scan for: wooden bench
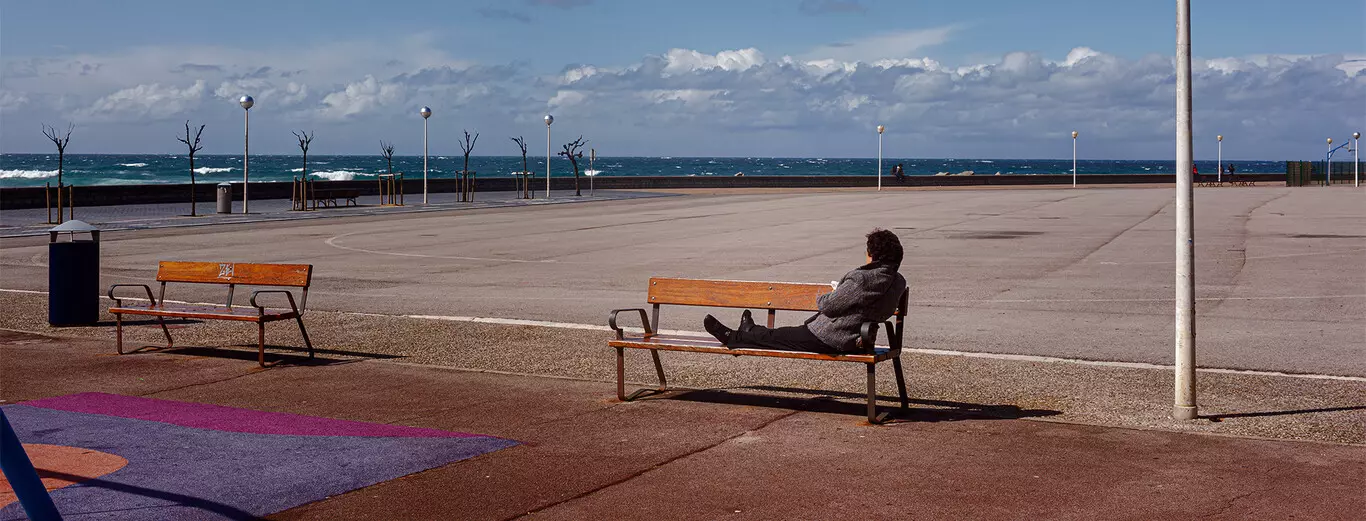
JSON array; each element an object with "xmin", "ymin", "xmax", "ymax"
[
  {"xmin": 608, "ymin": 277, "xmax": 910, "ymax": 423},
  {"xmin": 311, "ymin": 189, "xmax": 360, "ymax": 207},
  {"xmin": 108, "ymin": 261, "xmax": 315, "ymax": 367}
]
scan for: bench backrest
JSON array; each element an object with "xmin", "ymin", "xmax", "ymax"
[
  {"xmin": 647, "ymin": 277, "xmax": 830, "ymax": 311},
  {"xmin": 157, "ymin": 261, "xmax": 313, "ymax": 288}
]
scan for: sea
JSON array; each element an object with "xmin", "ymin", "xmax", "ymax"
[{"xmin": 0, "ymin": 154, "xmax": 1285, "ymax": 188}]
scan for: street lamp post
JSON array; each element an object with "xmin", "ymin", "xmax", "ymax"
[
  {"xmin": 239, "ymin": 95, "xmax": 254, "ymax": 214},
  {"xmin": 1071, "ymin": 131, "xmax": 1079, "ymax": 188},
  {"xmin": 1327, "ymin": 138, "xmax": 1333, "ymax": 185},
  {"xmin": 545, "ymin": 115, "xmax": 554, "ymax": 199},
  {"xmin": 876, "ymin": 125, "xmax": 885, "ymax": 191},
  {"xmin": 1173, "ymin": 0, "xmax": 1197, "ymax": 421},
  {"xmin": 420, "ymin": 107, "xmax": 432, "ymax": 204},
  {"xmin": 1354, "ymin": 132, "xmax": 1360, "ymax": 188},
  {"xmin": 1217, "ymin": 135, "xmax": 1223, "ymax": 184}
]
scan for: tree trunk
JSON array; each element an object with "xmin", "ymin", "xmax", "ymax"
[
  {"xmin": 189, "ymin": 156, "xmax": 196, "ymax": 216},
  {"xmin": 571, "ymin": 159, "xmax": 581, "ymax": 196}
]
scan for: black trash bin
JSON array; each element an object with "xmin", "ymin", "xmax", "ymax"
[{"xmin": 48, "ymin": 220, "xmax": 100, "ymax": 326}]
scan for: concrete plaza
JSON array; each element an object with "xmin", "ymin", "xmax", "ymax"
[{"xmin": 1, "ymin": 184, "xmax": 1363, "ymax": 518}]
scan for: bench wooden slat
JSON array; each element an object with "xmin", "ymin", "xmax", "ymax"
[
  {"xmin": 110, "ymin": 302, "xmax": 297, "ymax": 322},
  {"xmin": 647, "ymin": 277, "xmax": 829, "ymax": 311},
  {"xmin": 610, "ymin": 334, "xmax": 895, "ymax": 363},
  {"xmin": 157, "ymin": 261, "xmax": 312, "ymax": 287}
]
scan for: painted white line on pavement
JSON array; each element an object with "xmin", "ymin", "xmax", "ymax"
[{"xmin": 4, "ymin": 288, "xmax": 1363, "ymax": 383}]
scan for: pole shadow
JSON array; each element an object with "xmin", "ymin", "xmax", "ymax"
[
  {"xmin": 34, "ymin": 469, "xmax": 257, "ymax": 520},
  {"xmin": 1204, "ymin": 405, "xmax": 1366, "ymax": 422}
]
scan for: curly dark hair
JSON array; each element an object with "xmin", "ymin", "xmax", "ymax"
[{"xmin": 866, "ymin": 228, "xmax": 903, "ymax": 267}]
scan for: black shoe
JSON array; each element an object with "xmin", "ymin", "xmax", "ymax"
[
  {"xmin": 739, "ymin": 309, "xmax": 755, "ymax": 333},
  {"xmin": 703, "ymin": 315, "xmax": 733, "ymax": 344}
]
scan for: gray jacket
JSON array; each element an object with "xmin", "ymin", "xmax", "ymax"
[{"xmin": 805, "ymin": 262, "xmax": 907, "ymax": 352}]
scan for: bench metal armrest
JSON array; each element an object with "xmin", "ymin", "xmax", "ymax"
[
  {"xmin": 108, "ymin": 284, "xmax": 155, "ymax": 307},
  {"xmin": 858, "ymin": 321, "xmax": 879, "ymax": 353},
  {"xmin": 250, "ymin": 290, "xmax": 301, "ymax": 316},
  {"xmin": 608, "ymin": 308, "xmax": 653, "ymax": 340}
]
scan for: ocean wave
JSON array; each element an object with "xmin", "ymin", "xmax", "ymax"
[
  {"xmin": 584, "ymin": 169, "xmax": 602, "ymax": 176},
  {"xmin": 311, "ymin": 170, "xmax": 368, "ymax": 181},
  {"xmin": 193, "ymin": 167, "xmax": 234, "ymax": 174},
  {"xmin": 0, "ymin": 169, "xmax": 58, "ymax": 179},
  {"xmin": 118, "ymin": 163, "xmax": 148, "ymax": 167},
  {"xmin": 290, "ymin": 168, "xmax": 305, "ymax": 172}
]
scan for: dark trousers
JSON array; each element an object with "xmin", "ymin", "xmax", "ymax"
[{"xmin": 728, "ymin": 324, "xmax": 839, "ymax": 354}]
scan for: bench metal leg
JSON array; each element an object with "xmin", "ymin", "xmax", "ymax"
[
  {"xmin": 892, "ymin": 356, "xmax": 909, "ymax": 410},
  {"xmin": 866, "ymin": 363, "xmax": 878, "ymax": 423},
  {"xmin": 158, "ymin": 317, "xmax": 174, "ymax": 348},
  {"xmin": 295, "ymin": 316, "xmax": 314, "ymax": 358},
  {"xmin": 650, "ymin": 349, "xmax": 667, "ymax": 391},
  {"xmin": 617, "ymin": 348, "xmax": 668, "ymax": 402},
  {"xmin": 115, "ymin": 314, "xmax": 124, "ymax": 355},
  {"xmin": 616, "ymin": 347, "xmax": 627, "ymax": 401},
  {"xmin": 257, "ymin": 322, "xmax": 271, "ymax": 368}
]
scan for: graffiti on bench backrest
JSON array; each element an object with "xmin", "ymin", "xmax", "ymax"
[{"xmin": 217, "ymin": 263, "xmax": 235, "ymax": 279}]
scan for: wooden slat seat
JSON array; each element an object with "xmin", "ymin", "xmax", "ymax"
[
  {"xmin": 613, "ymin": 334, "xmax": 897, "ymax": 363},
  {"xmin": 108, "ymin": 261, "xmax": 315, "ymax": 367},
  {"xmin": 608, "ymin": 277, "xmax": 911, "ymax": 423},
  {"xmin": 109, "ymin": 302, "xmax": 298, "ymax": 322}
]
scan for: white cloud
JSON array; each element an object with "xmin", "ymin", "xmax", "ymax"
[
  {"xmin": 76, "ymin": 80, "xmax": 206, "ymax": 121},
  {"xmin": 663, "ymin": 48, "xmax": 765, "ymax": 75},
  {"xmin": 317, "ymin": 75, "xmax": 406, "ymax": 120}
]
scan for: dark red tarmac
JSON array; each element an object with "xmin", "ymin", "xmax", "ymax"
[{"xmin": 3, "ymin": 330, "xmax": 1363, "ymax": 520}]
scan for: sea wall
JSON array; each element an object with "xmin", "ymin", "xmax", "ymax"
[{"xmin": 0, "ymin": 173, "xmax": 1285, "ymax": 210}]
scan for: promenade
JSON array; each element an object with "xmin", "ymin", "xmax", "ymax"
[{"xmin": 2, "ymin": 184, "xmax": 1363, "ymax": 519}]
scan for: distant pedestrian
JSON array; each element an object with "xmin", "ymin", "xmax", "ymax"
[
  {"xmin": 893, "ymin": 163, "xmax": 906, "ymax": 183},
  {"xmin": 1193, "ymin": 165, "xmax": 1199, "ymax": 176},
  {"xmin": 1228, "ymin": 164, "xmax": 1235, "ymax": 175}
]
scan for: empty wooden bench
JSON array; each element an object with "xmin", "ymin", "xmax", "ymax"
[
  {"xmin": 108, "ymin": 261, "xmax": 315, "ymax": 367},
  {"xmin": 312, "ymin": 189, "xmax": 360, "ymax": 207},
  {"xmin": 608, "ymin": 277, "xmax": 910, "ymax": 423}
]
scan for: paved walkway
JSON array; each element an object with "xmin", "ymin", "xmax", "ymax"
[
  {"xmin": 2, "ymin": 330, "xmax": 1362, "ymax": 520},
  {"xmin": 0, "ymin": 190, "xmax": 670, "ymax": 237}
]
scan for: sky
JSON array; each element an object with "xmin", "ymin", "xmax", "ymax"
[{"xmin": 1, "ymin": 0, "xmax": 1363, "ymax": 159}]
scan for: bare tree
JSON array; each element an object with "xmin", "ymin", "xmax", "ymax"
[
  {"xmin": 42, "ymin": 123, "xmax": 73, "ymax": 222},
  {"xmin": 176, "ymin": 121, "xmax": 206, "ymax": 216},
  {"xmin": 459, "ymin": 130, "xmax": 479, "ymax": 202},
  {"xmin": 293, "ymin": 130, "xmax": 314, "ymax": 179},
  {"xmin": 42, "ymin": 123, "xmax": 74, "ymax": 185},
  {"xmin": 380, "ymin": 141, "xmax": 396, "ymax": 175},
  {"xmin": 558, "ymin": 136, "xmax": 586, "ymax": 196},
  {"xmin": 511, "ymin": 136, "xmax": 529, "ymax": 198}
]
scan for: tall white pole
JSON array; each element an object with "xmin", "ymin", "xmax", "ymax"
[
  {"xmin": 1173, "ymin": 0, "xmax": 1198, "ymax": 421},
  {"xmin": 1072, "ymin": 131, "xmax": 1078, "ymax": 188},
  {"xmin": 423, "ymin": 117, "xmax": 429, "ymax": 204},
  {"xmin": 543, "ymin": 115, "xmax": 555, "ymax": 199},
  {"xmin": 238, "ymin": 95, "xmax": 254, "ymax": 214},
  {"xmin": 1217, "ymin": 135, "xmax": 1223, "ymax": 184},
  {"xmin": 877, "ymin": 125, "xmax": 884, "ymax": 191},
  {"xmin": 243, "ymin": 108, "xmax": 250, "ymax": 214},
  {"xmin": 1354, "ymin": 133, "xmax": 1360, "ymax": 187},
  {"xmin": 1327, "ymin": 138, "xmax": 1333, "ymax": 185}
]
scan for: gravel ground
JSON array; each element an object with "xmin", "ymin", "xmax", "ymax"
[{"xmin": 3, "ymin": 291, "xmax": 1361, "ymax": 445}]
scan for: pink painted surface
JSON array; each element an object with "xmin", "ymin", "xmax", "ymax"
[{"xmin": 23, "ymin": 393, "xmax": 483, "ymax": 439}]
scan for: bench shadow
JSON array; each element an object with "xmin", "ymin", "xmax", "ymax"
[
  {"xmin": 59, "ymin": 318, "xmax": 203, "ymax": 328},
  {"xmin": 1204, "ymin": 405, "xmax": 1366, "ymax": 422},
  {"xmin": 658, "ymin": 385, "xmax": 1061, "ymax": 423},
  {"xmin": 142, "ymin": 344, "xmax": 403, "ymax": 367}
]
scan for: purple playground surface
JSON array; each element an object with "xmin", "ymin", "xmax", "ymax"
[{"xmin": 1, "ymin": 393, "xmax": 518, "ymax": 520}]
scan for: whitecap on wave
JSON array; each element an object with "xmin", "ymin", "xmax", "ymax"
[
  {"xmin": 311, "ymin": 170, "xmax": 368, "ymax": 181},
  {"xmin": 119, "ymin": 163, "xmax": 149, "ymax": 167},
  {"xmin": 193, "ymin": 167, "xmax": 234, "ymax": 174},
  {"xmin": 0, "ymin": 169, "xmax": 58, "ymax": 179}
]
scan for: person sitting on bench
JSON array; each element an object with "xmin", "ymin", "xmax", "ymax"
[{"xmin": 702, "ymin": 229, "xmax": 908, "ymax": 354}]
